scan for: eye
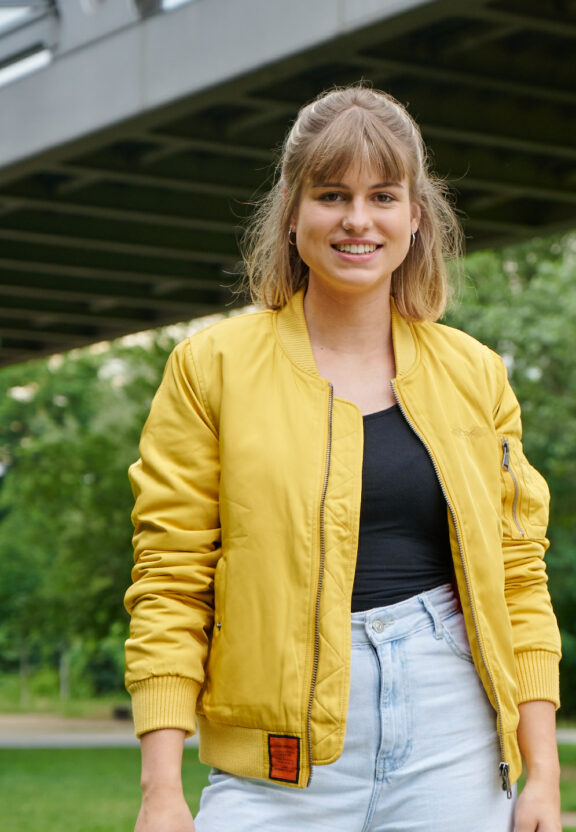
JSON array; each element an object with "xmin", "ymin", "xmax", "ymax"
[
  {"xmin": 373, "ymin": 192, "xmax": 395, "ymax": 204},
  {"xmin": 316, "ymin": 191, "xmax": 345, "ymax": 202}
]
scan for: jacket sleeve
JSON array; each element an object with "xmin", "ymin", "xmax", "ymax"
[
  {"xmin": 124, "ymin": 338, "xmax": 221, "ymax": 737},
  {"xmin": 492, "ymin": 354, "xmax": 561, "ymax": 707}
]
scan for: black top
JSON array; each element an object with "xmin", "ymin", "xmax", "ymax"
[{"xmin": 351, "ymin": 405, "xmax": 454, "ymax": 612}]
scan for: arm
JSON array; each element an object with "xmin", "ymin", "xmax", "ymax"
[
  {"xmin": 125, "ymin": 338, "xmax": 221, "ymax": 737},
  {"xmin": 134, "ymin": 729, "xmax": 195, "ymax": 832},
  {"xmin": 492, "ymin": 359, "xmax": 562, "ymax": 830},
  {"xmin": 514, "ymin": 701, "xmax": 561, "ymax": 832},
  {"xmin": 493, "ymin": 359, "xmax": 561, "ymax": 702}
]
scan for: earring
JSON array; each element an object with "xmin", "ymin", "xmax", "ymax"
[
  {"xmin": 288, "ymin": 228, "xmax": 296, "ymax": 246},
  {"xmin": 411, "ymin": 231, "xmax": 416, "ymax": 247}
]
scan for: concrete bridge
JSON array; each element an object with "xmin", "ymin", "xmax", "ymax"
[{"xmin": 0, "ymin": 0, "xmax": 574, "ymax": 365}]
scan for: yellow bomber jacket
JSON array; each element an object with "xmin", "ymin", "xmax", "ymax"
[{"xmin": 124, "ymin": 289, "xmax": 561, "ymax": 789}]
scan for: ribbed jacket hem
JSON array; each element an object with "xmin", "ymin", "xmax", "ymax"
[
  {"xmin": 197, "ymin": 715, "xmax": 310, "ymax": 788},
  {"xmin": 128, "ymin": 676, "xmax": 201, "ymax": 737},
  {"xmin": 515, "ymin": 650, "xmax": 560, "ymax": 708}
]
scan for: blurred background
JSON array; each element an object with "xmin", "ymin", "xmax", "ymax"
[{"xmin": 0, "ymin": 1, "xmax": 575, "ymax": 829}]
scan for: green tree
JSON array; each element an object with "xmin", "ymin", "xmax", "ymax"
[
  {"xmin": 445, "ymin": 233, "xmax": 576, "ymax": 713},
  {"xmin": 0, "ymin": 335, "xmax": 177, "ymax": 697}
]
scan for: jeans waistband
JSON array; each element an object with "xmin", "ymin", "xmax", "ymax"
[{"xmin": 350, "ymin": 583, "xmax": 460, "ymax": 645}]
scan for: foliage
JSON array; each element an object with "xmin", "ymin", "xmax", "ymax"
[
  {"xmin": 0, "ymin": 331, "xmax": 180, "ymax": 695},
  {"xmin": 445, "ymin": 233, "xmax": 576, "ymax": 713}
]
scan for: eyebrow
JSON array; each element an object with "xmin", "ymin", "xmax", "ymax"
[{"xmin": 311, "ymin": 181, "xmax": 405, "ymax": 189}]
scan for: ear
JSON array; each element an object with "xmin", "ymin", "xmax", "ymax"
[
  {"xmin": 411, "ymin": 202, "xmax": 422, "ymax": 235},
  {"xmin": 289, "ymin": 205, "xmax": 298, "ymax": 231}
]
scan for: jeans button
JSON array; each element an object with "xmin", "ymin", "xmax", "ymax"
[{"xmin": 372, "ymin": 619, "xmax": 385, "ymax": 633}]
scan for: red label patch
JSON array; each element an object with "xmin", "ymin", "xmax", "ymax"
[{"xmin": 268, "ymin": 734, "xmax": 300, "ymax": 784}]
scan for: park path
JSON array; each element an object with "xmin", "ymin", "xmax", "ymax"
[
  {"xmin": 0, "ymin": 713, "xmax": 198, "ymax": 748},
  {"xmin": 0, "ymin": 714, "xmax": 572, "ymax": 748}
]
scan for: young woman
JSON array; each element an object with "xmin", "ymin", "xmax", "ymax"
[{"xmin": 125, "ymin": 86, "xmax": 562, "ymax": 832}]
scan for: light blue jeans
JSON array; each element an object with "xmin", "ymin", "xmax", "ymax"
[{"xmin": 195, "ymin": 584, "xmax": 516, "ymax": 831}]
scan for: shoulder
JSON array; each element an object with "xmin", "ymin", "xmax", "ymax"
[
  {"xmin": 173, "ymin": 307, "xmax": 275, "ymax": 364},
  {"xmin": 416, "ymin": 319, "xmax": 503, "ymax": 368},
  {"xmin": 417, "ymin": 318, "xmax": 490, "ymax": 351},
  {"xmin": 412, "ymin": 319, "xmax": 509, "ymax": 400},
  {"xmin": 160, "ymin": 308, "xmax": 277, "ymax": 427}
]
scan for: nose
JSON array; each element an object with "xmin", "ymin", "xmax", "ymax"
[{"xmin": 342, "ymin": 197, "xmax": 371, "ymax": 232}]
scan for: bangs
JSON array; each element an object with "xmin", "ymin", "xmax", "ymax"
[{"xmin": 304, "ymin": 106, "xmax": 409, "ymax": 186}]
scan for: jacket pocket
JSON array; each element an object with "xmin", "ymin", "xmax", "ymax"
[
  {"xmin": 499, "ymin": 435, "xmax": 549, "ymax": 540},
  {"xmin": 213, "ymin": 554, "xmax": 227, "ymax": 632}
]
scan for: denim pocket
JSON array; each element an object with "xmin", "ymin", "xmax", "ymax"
[{"xmin": 442, "ymin": 611, "xmax": 474, "ymax": 663}]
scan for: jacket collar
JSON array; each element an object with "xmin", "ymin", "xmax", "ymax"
[
  {"xmin": 275, "ymin": 288, "xmax": 418, "ymax": 380},
  {"xmin": 275, "ymin": 288, "xmax": 319, "ymax": 376},
  {"xmin": 390, "ymin": 297, "xmax": 418, "ymax": 380}
]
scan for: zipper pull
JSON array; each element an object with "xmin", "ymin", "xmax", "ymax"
[
  {"xmin": 499, "ymin": 762, "xmax": 512, "ymax": 799},
  {"xmin": 501, "ymin": 438, "xmax": 510, "ymax": 470}
]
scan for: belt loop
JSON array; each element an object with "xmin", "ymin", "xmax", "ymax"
[{"xmin": 419, "ymin": 593, "xmax": 444, "ymax": 639}]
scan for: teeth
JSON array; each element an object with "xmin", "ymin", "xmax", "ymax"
[{"xmin": 335, "ymin": 243, "xmax": 378, "ymax": 254}]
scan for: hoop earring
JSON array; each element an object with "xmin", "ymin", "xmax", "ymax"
[
  {"xmin": 288, "ymin": 229, "xmax": 296, "ymax": 247},
  {"xmin": 411, "ymin": 231, "xmax": 416, "ymax": 247}
]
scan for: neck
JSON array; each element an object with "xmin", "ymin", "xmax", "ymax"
[{"xmin": 303, "ymin": 281, "xmax": 393, "ymax": 356}]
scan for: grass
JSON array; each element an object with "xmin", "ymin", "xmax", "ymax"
[
  {"xmin": 0, "ymin": 745, "xmax": 574, "ymax": 831},
  {"xmin": 0, "ymin": 747, "xmax": 210, "ymax": 832},
  {"xmin": 561, "ymin": 744, "xmax": 576, "ymax": 816}
]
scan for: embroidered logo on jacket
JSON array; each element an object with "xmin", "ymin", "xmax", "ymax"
[{"xmin": 268, "ymin": 734, "xmax": 300, "ymax": 784}]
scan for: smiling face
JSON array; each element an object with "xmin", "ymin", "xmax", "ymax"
[{"xmin": 291, "ymin": 162, "xmax": 420, "ymax": 300}]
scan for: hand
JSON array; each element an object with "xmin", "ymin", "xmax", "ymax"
[
  {"xmin": 135, "ymin": 790, "xmax": 196, "ymax": 832},
  {"xmin": 513, "ymin": 777, "xmax": 561, "ymax": 832},
  {"xmin": 136, "ymin": 729, "xmax": 192, "ymax": 831}
]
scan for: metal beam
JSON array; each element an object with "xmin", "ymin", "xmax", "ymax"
[
  {"xmin": 353, "ymin": 55, "xmax": 576, "ymax": 106},
  {"xmin": 0, "ymin": 301, "xmax": 225, "ymax": 330},
  {"xmin": 464, "ymin": 218, "xmax": 534, "ymax": 234},
  {"xmin": 0, "ymin": 229, "xmax": 239, "ymax": 266},
  {"xmin": 453, "ymin": 177, "xmax": 576, "ymax": 207},
  {"xmin": 462, "ymin": 6, "xmax": 576, "ymax": 39},
  {"xmin": 0, "ymin": 257, "xmax": 227, "ymax": 290},
  {"xmin": 0, "ymin": 195, "xmax": 239, "ymax": 234},
  {"xmin": 48, "ymin": 164, "xmax": 255, "ymax": 200},
  {"xmin": 138, "ymin": 135, "xmax": 275, "ymax": 166},
  {"xmin": 442, "ymin": 24, "xmax": 519, "ymax": 56},
  {"xmin": 0, "ymin": 281, "xmax": 221, "ymax": 313},
  {"xmin": 421, "ymin": 124, "xmax": 576, "ymax": 162},
  {"xmin": 0, "ymin": 344, "xmax": 48, "ymax": 359},
  {"xmin": 0, "ymin": 324, "xmax": 98, "ymax": 343}
]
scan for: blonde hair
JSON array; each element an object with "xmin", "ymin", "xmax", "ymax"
[{"xmin": 241, "ymin": 84, "xmax": 463, "ymax": 321}]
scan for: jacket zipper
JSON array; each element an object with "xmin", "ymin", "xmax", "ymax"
[
  {"xmin": 501, "ymin": 437, "xmax": 526, "ymax": 537},
  {"xmin": 391, "ymin": 380, "xmax": 512, "ymax": 798},
  {"xmin": 305, "ymin": 383, "xmax": 334, "ymax": 785}
]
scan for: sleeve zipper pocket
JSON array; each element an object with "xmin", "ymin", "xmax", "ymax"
[{"xmin": 501, "ymin": 437, "xmax": 525, "ymax": 537}]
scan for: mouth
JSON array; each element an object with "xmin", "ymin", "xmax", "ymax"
[{"xmin": 332, "ymin": 243, "xmax": 382, "ymax": 255}]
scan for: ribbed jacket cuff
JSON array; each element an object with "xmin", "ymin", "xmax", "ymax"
[
  {"xmin": 515, "ymin": 650, "xmax": 560, "ymax": 708},
  {"xmin": 128, "ymin": 676, "xmax": 201, "ymax": 738}
]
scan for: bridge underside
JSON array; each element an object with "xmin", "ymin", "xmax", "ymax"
[{"xmin": 0, "ymin": 0, "xmax": 574, "ymax": 366}]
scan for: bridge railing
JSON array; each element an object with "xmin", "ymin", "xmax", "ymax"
[{"xmin": 0, "ymin": 0, "xmax": 199, "ymax": 89}]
